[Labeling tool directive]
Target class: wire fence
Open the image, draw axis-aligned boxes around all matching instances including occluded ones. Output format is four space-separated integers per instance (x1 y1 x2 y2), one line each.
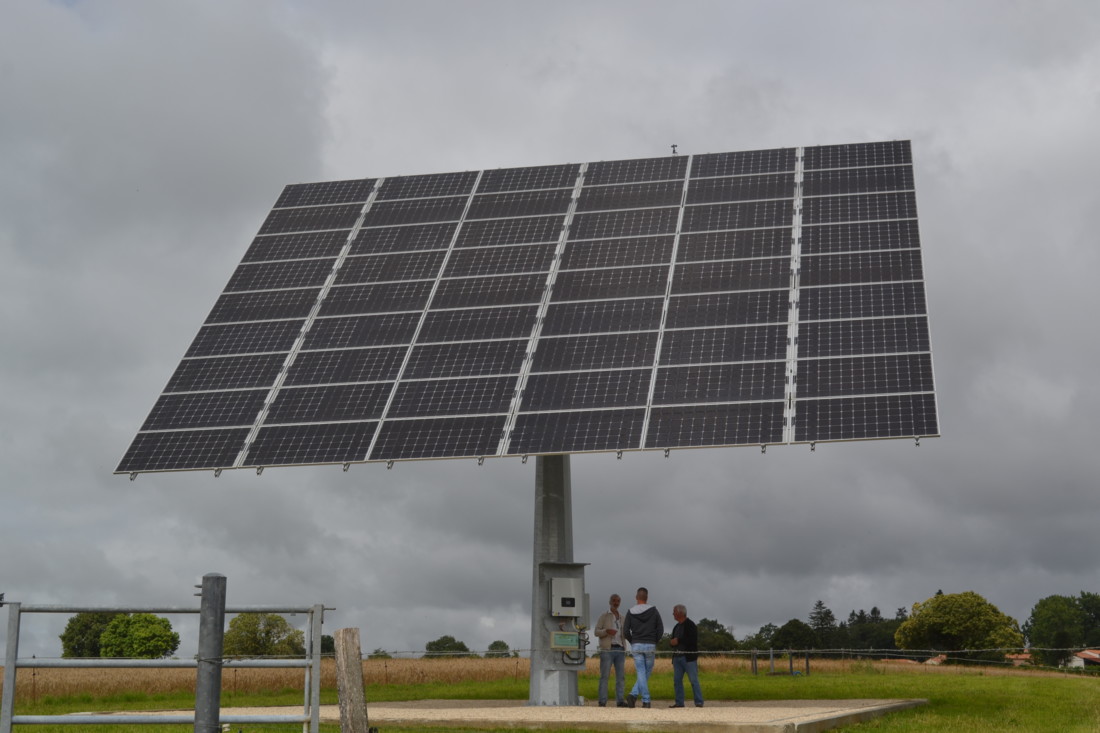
4 646 1098 703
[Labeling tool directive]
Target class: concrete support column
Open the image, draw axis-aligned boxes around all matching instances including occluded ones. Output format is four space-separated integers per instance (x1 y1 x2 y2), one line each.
528 454 580 705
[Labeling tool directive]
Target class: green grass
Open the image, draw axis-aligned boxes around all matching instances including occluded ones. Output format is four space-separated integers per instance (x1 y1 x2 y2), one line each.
11 664 1100 732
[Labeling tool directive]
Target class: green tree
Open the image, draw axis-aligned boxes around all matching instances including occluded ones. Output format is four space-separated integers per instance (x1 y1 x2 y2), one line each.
809 600 838 648
1076 591 1100 647
895 591 1024 662
696 618 738 651
321 634 335 654
60 612 123 658
223 613 305 657
485 640 511 658
1024 594 1088 666
771 619 818 650
368 648 392 659
741 623 778 650
100 613 180 659
424 635 471 657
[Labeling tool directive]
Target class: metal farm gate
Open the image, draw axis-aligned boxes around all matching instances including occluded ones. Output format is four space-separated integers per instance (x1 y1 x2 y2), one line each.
2 574 326 732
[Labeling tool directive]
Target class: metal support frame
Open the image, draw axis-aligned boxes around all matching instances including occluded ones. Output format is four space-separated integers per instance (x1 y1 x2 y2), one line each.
1 576 326 731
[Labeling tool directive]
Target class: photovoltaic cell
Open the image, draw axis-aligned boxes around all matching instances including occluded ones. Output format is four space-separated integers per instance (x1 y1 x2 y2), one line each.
509 409 646 454
362 197 468 226
645 403 785 448
226 259 336 292
467 189 573 219
793 394 936 442
577 181 684 212
682 200 794 232
804 140 911 170
800 220 920 254
560 236 674 269
376 171 478 200
673 259 790 294
186 320 304 358
800 250 923 287
455 216 562 247
798 317 930 358
336 251 447 285
585 156 688 185
677 228 792 261
244 422 376 466
531 333 659 372
165 354 287 392
551 266 669 301
431 273 546 309
444 243 558 277
541 298 664 336
802 167 914 196
388 376 516 417
653 362 786 403
659 325 788 365
275 178 376 208
117 428 251 472
570 208 680 240
265 383 391 423
259 204 363 235
243 231 350 263
119 139 937 473
802 192 917 225
523 369 652 410
687 174 795 204
207 288 319 323
371 416 505 460
302 313 421 349
286 347 406 385
479 164 580 193
692 148 795 177
354 223 458 254
404 340 527 379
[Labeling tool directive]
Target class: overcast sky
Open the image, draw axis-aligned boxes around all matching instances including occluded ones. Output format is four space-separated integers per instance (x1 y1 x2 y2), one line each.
3 0 1100 659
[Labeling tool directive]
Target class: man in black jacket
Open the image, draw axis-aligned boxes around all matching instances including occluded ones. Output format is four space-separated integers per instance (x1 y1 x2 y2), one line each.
668 604 703 707
623 587 663 708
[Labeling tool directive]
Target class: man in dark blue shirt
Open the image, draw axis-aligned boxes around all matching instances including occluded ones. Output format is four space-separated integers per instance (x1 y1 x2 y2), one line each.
668 604 703 707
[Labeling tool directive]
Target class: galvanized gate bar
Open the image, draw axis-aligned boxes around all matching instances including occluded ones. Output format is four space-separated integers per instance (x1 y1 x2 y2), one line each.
1 577 327 733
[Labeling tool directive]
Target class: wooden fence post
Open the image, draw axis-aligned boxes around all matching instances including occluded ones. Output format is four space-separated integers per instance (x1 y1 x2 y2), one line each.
334 628 370 733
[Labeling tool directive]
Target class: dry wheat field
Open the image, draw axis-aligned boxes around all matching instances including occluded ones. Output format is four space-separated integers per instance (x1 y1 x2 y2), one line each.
0 655 1069 702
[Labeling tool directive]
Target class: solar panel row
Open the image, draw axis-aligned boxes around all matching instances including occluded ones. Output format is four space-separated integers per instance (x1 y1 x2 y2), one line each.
118 140 938 473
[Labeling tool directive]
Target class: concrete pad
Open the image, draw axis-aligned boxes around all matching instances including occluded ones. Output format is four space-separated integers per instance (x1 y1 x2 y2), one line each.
323 698 928 731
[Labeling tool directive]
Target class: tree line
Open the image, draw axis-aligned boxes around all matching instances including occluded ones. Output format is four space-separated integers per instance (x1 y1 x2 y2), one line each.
55 590 1100 667
59 612 331 659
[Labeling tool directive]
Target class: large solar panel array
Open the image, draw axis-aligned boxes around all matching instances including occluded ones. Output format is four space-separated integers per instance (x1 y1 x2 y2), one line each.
117 140 939 474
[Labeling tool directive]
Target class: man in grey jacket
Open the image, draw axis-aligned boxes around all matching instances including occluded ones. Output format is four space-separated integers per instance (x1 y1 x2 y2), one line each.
623 587 663 708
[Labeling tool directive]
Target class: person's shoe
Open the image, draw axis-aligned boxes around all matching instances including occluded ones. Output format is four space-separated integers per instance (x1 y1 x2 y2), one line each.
695 703 704 707
598 701 606 707
616 701 628 708
669 703 685 708
642 701 651 708
626 694 636 708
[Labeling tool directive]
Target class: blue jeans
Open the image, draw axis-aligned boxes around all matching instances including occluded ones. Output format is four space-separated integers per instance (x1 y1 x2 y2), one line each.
629 643 656 703
598 647 625 704
672 655 703 706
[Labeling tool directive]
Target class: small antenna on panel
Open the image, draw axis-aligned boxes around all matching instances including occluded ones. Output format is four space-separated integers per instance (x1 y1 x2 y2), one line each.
670 144 679 155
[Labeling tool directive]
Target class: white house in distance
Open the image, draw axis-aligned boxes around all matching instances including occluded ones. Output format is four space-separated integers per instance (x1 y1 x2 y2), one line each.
1066 650 1100 669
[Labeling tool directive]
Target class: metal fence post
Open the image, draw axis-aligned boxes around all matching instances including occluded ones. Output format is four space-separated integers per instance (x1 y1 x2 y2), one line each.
1 602 21 733
195 574 227 733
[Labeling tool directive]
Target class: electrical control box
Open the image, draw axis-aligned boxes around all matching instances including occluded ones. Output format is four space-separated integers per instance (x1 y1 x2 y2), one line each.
550 577 584 617
550 631 581 650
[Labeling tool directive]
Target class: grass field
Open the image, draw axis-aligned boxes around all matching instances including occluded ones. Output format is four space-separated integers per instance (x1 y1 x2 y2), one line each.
4 655 1100 731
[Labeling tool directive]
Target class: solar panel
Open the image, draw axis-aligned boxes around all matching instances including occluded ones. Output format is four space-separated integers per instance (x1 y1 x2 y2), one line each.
118 140 940 473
